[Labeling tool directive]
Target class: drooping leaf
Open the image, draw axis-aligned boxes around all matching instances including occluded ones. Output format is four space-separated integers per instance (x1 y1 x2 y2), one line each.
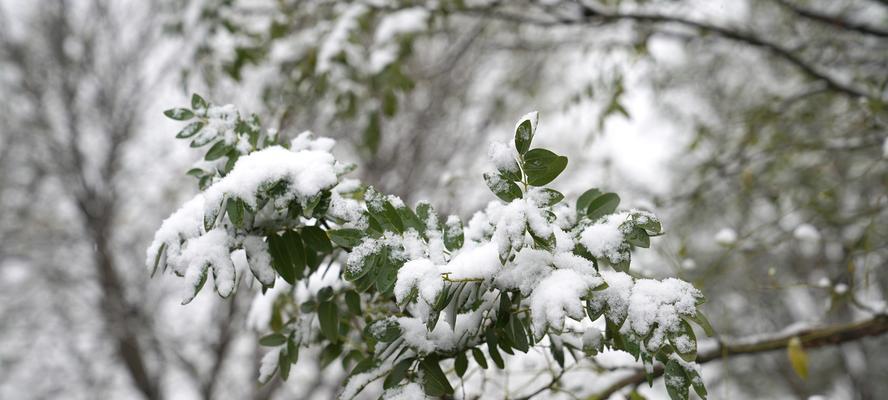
454 352 468 377
384 358 413 389
301 225 333 254
318 301 339 342
420 355 454 396
664 359 690 400
787 336 808 380
328 229 364 248
470 347 488 369
484 172 523 202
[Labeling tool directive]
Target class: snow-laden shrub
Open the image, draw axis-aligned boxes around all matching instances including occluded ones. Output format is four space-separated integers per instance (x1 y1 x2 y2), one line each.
148 94 712 400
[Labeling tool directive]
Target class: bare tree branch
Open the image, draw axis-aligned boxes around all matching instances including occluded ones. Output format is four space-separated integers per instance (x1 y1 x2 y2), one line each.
773 0 888 38
593 314 888 399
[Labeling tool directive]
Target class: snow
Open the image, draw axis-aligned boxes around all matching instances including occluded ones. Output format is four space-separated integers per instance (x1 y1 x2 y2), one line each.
579 212 628 263
883 137 888 158
834 283 849 294
488 141 518 173
442 243 501 281
339 358 394 399
625 278 702 350
530 269 603 337
180 228 236 299
146 194 206 274
382 383 428 400
793 223 821 242
375 8 429 43
714 228 738 246
382 382 429 400
258 346 283 383
395 259 443 305
290 130 336 152
495 248 554 294
243 235 275 286
203 146 338 213
516 111 539 136
588 270 634 324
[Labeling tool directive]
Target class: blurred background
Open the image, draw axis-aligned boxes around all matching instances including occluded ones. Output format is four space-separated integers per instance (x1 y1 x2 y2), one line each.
0 0 886 399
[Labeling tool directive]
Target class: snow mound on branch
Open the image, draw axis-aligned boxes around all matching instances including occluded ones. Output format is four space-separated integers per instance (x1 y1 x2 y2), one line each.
203 145 338 213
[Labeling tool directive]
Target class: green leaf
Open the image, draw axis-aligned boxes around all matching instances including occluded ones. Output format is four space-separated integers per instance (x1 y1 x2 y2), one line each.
279 350 290 380
586 192 620 221
345 290 362 315
576 188 602 216
443 216 464 251
282 231 306 280
486 331 505 369
484 172 523 202
259 333 287 346
664 359 690 400
191 93 208 110
626 227 650 248
164 108 194 120
176 121 204 138
349 357 377 376
454 352 468 377
537 188 564 207
384 358 413 389
301 225 333 254
687 312 716 337
287 338 299 364
471 347 488 369
226 198 244 227
375 257 398 294
382 90 398 117
420 355 454 396
514 112 538 155
670 320 697 361
319 343 342 369
507 315 529 352
205 141 228 161
366 319 401 343
364 111 381 154
317 286 334 302
328 229 364 248
523 148 568 186
787 336 808 380
318 301 339 342
267 233 295 284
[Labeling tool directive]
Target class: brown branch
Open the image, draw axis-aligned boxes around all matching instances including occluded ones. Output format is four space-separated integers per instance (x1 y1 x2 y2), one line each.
773 0 888 38
592 314 888 399
452 3 879 101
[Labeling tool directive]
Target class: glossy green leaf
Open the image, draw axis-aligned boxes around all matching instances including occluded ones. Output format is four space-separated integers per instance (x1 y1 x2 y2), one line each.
176 121 204 138
484 172 523 202
328 229 364 248
420 355 454 396
586 192 620 222
384 358 413 389
523 148 568 186
301 225 333 254
259 333 286 347
454 352 468 377
318 301 339 342
191 93 208 110
665 359 690 400
164 108 194 120
471 347 488 369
